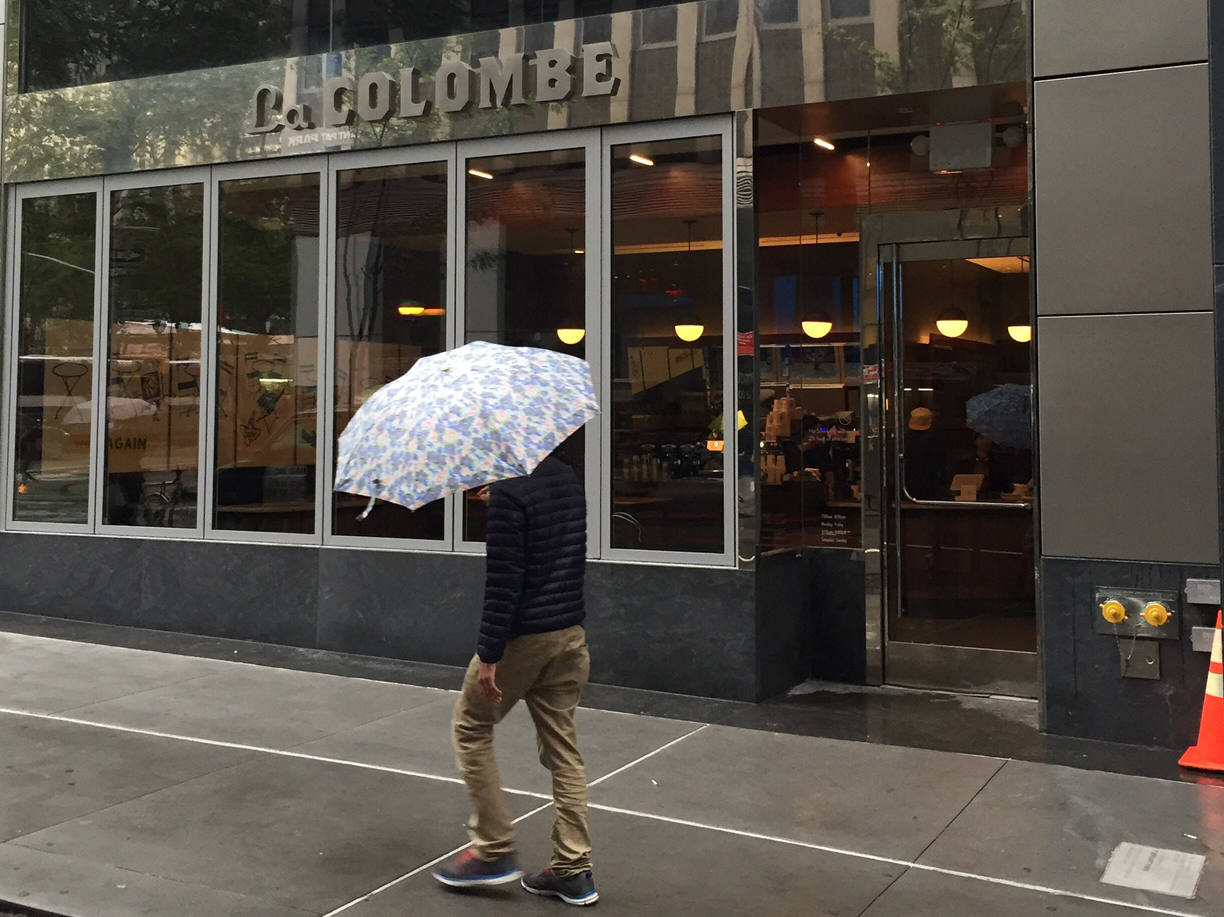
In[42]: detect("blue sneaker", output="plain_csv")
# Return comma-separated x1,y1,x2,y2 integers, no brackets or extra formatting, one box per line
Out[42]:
433,850,523,887
522,867,599,906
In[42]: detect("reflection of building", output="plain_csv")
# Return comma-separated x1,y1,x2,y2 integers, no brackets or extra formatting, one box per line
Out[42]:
0,1,1217,753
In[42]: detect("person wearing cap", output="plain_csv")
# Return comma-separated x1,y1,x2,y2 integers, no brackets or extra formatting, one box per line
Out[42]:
905,407,947,500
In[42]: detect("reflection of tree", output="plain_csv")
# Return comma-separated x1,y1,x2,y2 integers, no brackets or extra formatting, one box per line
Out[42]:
110,186,204,327
21,1,296,92
824,0,1026,95
19,194,96,354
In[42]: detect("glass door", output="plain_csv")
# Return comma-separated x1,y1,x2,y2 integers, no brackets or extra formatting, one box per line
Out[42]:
867,210,1036,696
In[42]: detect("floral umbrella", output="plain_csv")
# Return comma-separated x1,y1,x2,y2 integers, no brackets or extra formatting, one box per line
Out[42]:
334,341,598,511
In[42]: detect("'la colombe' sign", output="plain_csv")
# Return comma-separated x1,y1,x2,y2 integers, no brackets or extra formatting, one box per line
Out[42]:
247,42,621,134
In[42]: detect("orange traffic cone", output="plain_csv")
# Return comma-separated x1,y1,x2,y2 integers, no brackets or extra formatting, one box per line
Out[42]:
1180,610,1224,772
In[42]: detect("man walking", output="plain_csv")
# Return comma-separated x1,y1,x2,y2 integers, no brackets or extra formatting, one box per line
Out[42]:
432,448,597,906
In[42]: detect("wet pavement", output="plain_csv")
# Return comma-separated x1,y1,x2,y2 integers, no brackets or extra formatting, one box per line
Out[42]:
0,612,1221,917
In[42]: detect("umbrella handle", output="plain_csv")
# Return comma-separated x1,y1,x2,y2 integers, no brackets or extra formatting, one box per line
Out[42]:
358,496,376,520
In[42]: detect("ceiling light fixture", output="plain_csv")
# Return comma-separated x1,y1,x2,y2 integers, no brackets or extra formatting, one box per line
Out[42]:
556,327,586,345
468,168,494,180
1007,324,1033,343
397,302,425,316
628,154,655,166
802,312,833,339
674,219,704,342
813,138,835,151
936,308,968,338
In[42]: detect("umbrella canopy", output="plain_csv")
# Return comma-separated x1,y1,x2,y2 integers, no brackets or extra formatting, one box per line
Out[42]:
62,396,159,425
965,384,1032,450
334,341,598,511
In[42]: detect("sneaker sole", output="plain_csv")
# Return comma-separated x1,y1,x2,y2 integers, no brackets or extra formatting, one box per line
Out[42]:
434,869,524,888
522,880,600,906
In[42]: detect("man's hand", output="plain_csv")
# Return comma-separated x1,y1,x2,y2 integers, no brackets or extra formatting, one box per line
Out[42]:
478,661,502,705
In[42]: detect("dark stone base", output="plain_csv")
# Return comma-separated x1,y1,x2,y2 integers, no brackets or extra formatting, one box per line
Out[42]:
0,533,777,703
1040,557,1219,748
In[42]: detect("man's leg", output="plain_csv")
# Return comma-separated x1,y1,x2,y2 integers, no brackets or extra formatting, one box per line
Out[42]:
450,636,554,860
523,627,592,875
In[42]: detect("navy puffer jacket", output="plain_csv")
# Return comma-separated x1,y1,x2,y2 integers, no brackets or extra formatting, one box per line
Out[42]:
478,457,587,663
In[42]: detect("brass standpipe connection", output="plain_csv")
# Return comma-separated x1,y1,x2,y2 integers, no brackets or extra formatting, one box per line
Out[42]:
1141,602,1172,628
1100,600,1127,625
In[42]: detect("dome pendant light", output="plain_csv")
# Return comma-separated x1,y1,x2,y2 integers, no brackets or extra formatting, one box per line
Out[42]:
936,308,968,338
674,219,704,342
799,211,832,339
802,312,833,339
1007,324,1032,343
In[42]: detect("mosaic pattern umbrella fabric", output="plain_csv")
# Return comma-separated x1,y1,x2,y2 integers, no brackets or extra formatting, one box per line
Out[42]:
334,341,598,511
965,383,1032,450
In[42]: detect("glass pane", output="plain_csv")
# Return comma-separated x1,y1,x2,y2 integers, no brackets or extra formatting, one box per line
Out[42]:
214,173,320,535
13,193,97,524
463,147,587,542
334,161,448,540
20,1,317,93
610,135,724,554
103,184,204,528
894,254,1035,651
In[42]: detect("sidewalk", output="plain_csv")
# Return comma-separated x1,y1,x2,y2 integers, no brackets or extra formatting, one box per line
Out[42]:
0,618,1221,917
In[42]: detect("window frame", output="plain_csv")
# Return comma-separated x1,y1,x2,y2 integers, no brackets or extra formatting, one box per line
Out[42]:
323,144,460,553
95,167,212,540
452,128,603,558
2,117,740,569
4,178,106,535
599,115,737,568
204,154,330,547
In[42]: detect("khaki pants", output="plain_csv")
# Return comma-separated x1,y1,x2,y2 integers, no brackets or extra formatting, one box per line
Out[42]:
452,625,592,875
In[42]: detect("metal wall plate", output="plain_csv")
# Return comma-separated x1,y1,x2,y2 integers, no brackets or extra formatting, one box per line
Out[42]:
1185,578,1220,606
1120,641,1160,680
1192,627,1218,653
1092,586,1181,640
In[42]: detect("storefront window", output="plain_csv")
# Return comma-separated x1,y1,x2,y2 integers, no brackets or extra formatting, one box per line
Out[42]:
609,135,724,554
214,173,321,535
334,161,449,541
12,193,98,525
463,146,588,542
103,184,205,529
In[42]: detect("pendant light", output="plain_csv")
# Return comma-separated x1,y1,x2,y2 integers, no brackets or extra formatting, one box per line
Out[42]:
935,262,967,338
556,229,585,346
801,210,832,339
936,308,968,338
674,219,704,342
1007,324,1032,343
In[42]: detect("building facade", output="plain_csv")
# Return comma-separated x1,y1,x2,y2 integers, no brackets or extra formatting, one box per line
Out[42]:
0,0,1216,750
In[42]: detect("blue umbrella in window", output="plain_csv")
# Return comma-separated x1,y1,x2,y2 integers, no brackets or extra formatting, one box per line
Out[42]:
965,384,1032,450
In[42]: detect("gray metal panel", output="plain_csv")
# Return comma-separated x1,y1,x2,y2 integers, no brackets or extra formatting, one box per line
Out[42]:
1038,312,1219,564
1033,0,1207,77
1035,65,1212,316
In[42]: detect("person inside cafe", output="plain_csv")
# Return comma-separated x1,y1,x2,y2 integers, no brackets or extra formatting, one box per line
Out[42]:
956,432,1011,499
904,407,947,500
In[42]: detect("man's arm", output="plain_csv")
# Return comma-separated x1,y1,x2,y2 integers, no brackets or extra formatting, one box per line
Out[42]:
478,485,527,666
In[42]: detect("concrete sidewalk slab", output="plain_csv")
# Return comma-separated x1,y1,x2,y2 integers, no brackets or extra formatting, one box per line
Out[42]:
858,868,1161,917
918,759,1224,915
0,843,318,917
0,713,255,842
0,640,222,715
60,665,443,750
344,805,907,917
589,724,1006,861
290,695,701,797
5,752,536,914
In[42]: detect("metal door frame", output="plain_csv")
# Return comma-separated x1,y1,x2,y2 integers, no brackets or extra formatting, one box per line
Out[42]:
861,207,1037,696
